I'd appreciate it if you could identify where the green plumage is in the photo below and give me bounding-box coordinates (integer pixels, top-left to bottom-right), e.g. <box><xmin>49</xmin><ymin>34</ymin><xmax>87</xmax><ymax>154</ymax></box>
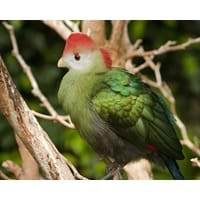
<box><xmin>92</xmin><ymin>69</ymin><xmax>183</xmax><ymax>160</ymax></box>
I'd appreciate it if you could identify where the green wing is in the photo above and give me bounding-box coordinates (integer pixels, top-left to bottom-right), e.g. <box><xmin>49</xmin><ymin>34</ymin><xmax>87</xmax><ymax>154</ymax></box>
<box><xmin>92</xmin><ymin>68</ymin><xmax>184</xmax><ymax>160</ymax></box>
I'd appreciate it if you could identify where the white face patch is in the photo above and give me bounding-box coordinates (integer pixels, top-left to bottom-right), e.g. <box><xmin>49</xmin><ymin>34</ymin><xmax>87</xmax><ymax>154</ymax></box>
<box><xmin>64</xmin><ymin>51</ymin><xmax>97</xmax><ymax>71</ymax></box>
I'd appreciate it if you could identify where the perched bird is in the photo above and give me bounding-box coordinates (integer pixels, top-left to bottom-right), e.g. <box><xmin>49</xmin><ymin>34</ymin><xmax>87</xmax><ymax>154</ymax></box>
<box><xmin>57</xmin><ymin>32</ymin><xmax>184</xmax><ymax>179</ymax></box>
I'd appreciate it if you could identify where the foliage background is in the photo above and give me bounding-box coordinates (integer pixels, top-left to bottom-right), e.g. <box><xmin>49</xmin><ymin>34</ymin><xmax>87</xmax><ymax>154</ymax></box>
<box><xmin>0</xmin><ymin>21</ymin><xmax>200</xmax><ymax>179</ymax></box>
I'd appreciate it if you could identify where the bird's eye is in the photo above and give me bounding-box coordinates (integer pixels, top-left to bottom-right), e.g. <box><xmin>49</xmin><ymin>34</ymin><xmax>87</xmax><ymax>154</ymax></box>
<box><xmin>74</xmin><ymin>53</ymin><xmax>80</xmax><ymax>61</ymax></box>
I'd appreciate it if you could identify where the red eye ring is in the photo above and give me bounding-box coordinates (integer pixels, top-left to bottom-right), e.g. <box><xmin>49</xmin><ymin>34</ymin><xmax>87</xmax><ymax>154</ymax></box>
<box><xmin>74</xmin><ymin>53</ymin><xmax>80</xmax><ymax>61</ymax></box>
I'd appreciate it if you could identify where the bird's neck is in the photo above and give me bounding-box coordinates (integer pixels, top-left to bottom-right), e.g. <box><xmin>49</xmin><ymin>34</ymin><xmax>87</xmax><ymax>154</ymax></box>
<box><xmin>58</xmin><ymin>69</ymin><xmax>106</xmax><ymax>126</ymax></box>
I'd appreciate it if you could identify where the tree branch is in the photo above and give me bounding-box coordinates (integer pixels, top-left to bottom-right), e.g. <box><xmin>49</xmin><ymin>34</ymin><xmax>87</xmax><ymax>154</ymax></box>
<box><xmin>2</xmin><ymin>21</ymin><xmax>74</xmax><ymax>129</ymax></box>
<box><xmin>126</xmin><ymin>37</ymin><xmax>200</xmax><ymax>59</ymax></box>
<box><xmin>15</xmin><ymin>135</ymin><xmax>41</xmax><ymax>179</ymax></box>
<box><xmin>0</xmin><ymin>56</ymin><xmax>75</xmax><ymax>179</ymax></box>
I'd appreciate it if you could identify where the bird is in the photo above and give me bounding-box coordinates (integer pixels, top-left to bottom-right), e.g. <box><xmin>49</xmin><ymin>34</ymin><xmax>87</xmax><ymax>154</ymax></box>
<box><xmin>57</xmin><ymin>32</ymin><xmax>184</xmax><ymax>180</ymax></box>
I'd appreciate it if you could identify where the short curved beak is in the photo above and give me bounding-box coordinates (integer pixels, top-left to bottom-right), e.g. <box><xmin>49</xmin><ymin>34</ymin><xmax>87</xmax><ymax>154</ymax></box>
<box><xmin>57</xmin><ymin>58</ymin><xmax>65</xmax><ymax>68</ymax></box>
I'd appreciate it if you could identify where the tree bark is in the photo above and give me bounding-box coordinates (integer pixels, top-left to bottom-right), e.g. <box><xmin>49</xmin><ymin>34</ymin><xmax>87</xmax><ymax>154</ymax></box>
<box><xmin>15</xmin><ymin>135</ymin><xmax>40</xmax><ymax>179</ymax></box>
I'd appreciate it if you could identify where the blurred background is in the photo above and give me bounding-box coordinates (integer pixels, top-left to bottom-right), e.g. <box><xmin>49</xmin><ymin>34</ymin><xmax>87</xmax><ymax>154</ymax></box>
<box><xmin>0</xmin><ymin>21</ymin><xmax>200</xmax><ymax>179</ymax></box>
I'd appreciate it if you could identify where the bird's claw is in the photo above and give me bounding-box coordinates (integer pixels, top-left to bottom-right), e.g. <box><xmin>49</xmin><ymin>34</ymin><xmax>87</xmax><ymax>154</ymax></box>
<box><xmin>101</xmin><ymin>164</ymin><xmax>122</xmax><ymax>180</ymax></box>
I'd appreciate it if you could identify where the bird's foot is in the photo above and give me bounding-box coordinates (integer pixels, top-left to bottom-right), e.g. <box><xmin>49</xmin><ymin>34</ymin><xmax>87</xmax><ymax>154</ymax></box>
<box><xmin>101</xmin><ymin>163</ymin><xmax>122</xmax><ymax>180</ymax></box>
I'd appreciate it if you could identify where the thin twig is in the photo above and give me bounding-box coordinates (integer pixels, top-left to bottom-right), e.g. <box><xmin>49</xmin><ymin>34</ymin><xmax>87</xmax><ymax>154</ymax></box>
<box><xmin>126</xmin><ymin>60</ymin><xmax>149</xmax><ymax>74</ymax></box>
<box><xmin>139</xmin><ymin>74</ymin><xmax>160</xmax><ymax>88</ymax></box>
<box><xmin>176</xmin><ymin>116</ymin><xmax>200</xmax><ymax>157</ymax></box>
<box><xmin>2</xmin><ymin>21</ymin><xmax>74</xmax><ymax>129</ymax></box>
<box><xmin>32</xmin><ymin>110</ymin><xmax>73</xmax><ymax>127</ymax></box>
<box><xmin>126</xmin><ymin>37</ymin><xmax>200</xmax><ymax>59</ymax></box>
<box><xmin>132</xmin><ymin>39</ymin><xmax>143</xmax><ymax>50</ymax></box>
<box><xmin>143</xmin><ymin>56</ymin><xmax>162</xmax><ymax>86</ymax></box>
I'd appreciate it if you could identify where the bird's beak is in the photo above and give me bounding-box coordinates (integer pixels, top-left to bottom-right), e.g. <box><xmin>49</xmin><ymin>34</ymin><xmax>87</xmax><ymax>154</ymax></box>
<box><xmin>57</xmin><ymin>58</ymin><xmax>65</xmax><ymax>68</ymax></box>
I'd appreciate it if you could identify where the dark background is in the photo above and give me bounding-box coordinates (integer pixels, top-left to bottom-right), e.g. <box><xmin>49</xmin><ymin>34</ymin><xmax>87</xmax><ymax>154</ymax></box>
<box><xmin>0</xmin><ymin>21</ymin><xmax>200</xmax><ymax>179</ymax></box>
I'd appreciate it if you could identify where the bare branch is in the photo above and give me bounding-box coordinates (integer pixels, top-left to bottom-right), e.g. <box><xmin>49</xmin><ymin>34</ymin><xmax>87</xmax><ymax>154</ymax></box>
<box><xmin>42</xmin><ymin>20</ymin><xmax>71</xmax><ymax>40</ymax></box>
<box><xmin>125</xmin><ymin>59</ymin><xmax>160</xmax><ymax>88</ymax></box>
<box><xmin>132</xmin><ymin>39</ymin><xmax>143</xmax><ymax>50</ymax></box>
<box><xmin>2</xmin><ymin>21</ymin><xmax>74</xmax><ymax>129</ymax></box>
<box><xmin>126</xmin><ymin>60</ymin><xmax>150</xmax><ymax>75</ymax></box>
<box><xmin>31</xmin><ymin>110</ymin><xmax>74</xmax><ymax>128</ymax></box>
<box><xmin>176</xmin><ymin>116</ymin><xmax>200</xmax><ymax>157</ymax></box>
<box><xmin>126</xmin><ymin>37</ymin><xmax>200</xmax><ymax>59</ymax></box>
<box><xmin>152</xmin><ymin>38</ymin><xmax>200</xmax><ymax>55</ymax></box>
<box><xmin>143</xmin><ymin>56</ymin><xmax>162</xmax><ymax>86</ymax></box>
<box><xmin>140</xmin><ymin>74</ymin><xmax>160</xmax><ymax>88</ymax></box>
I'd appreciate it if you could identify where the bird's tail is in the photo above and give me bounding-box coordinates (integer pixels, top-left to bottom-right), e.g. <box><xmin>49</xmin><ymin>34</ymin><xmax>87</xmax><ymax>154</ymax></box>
<box><xmin>161</xmin><ymin>155</ymin><xmax>184</xmax><ymax>180</ymax></box>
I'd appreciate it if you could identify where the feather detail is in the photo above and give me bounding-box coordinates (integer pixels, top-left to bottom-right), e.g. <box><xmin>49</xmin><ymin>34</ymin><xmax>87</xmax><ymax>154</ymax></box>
<box><xmin>63</xmin><ymin>33</ymin><xmax>96</xmax><ymax>54</ymax></box>
<box><xmin>161</xmin><ymin>155</ymin><xmax>184</xmax><ymax>180</ymax></box>
<box><xmin>100</xmin><ymin>48</ymin><xmax>112</xmax><ymax>68</ymax></box>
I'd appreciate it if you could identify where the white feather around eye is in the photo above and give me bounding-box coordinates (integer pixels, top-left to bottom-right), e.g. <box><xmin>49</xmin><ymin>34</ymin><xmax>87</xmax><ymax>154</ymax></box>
<box><xmin>64</xmin><ymin>51</ymin><xmax>95</xmax><ymax>71</ymax></box>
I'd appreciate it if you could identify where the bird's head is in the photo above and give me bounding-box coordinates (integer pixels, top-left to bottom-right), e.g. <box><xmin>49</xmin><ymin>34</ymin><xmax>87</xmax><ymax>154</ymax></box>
<box><xmin>57</xmin><ymin>33</ymin><xmax>112</xmax><ymax>72</ymax></box>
